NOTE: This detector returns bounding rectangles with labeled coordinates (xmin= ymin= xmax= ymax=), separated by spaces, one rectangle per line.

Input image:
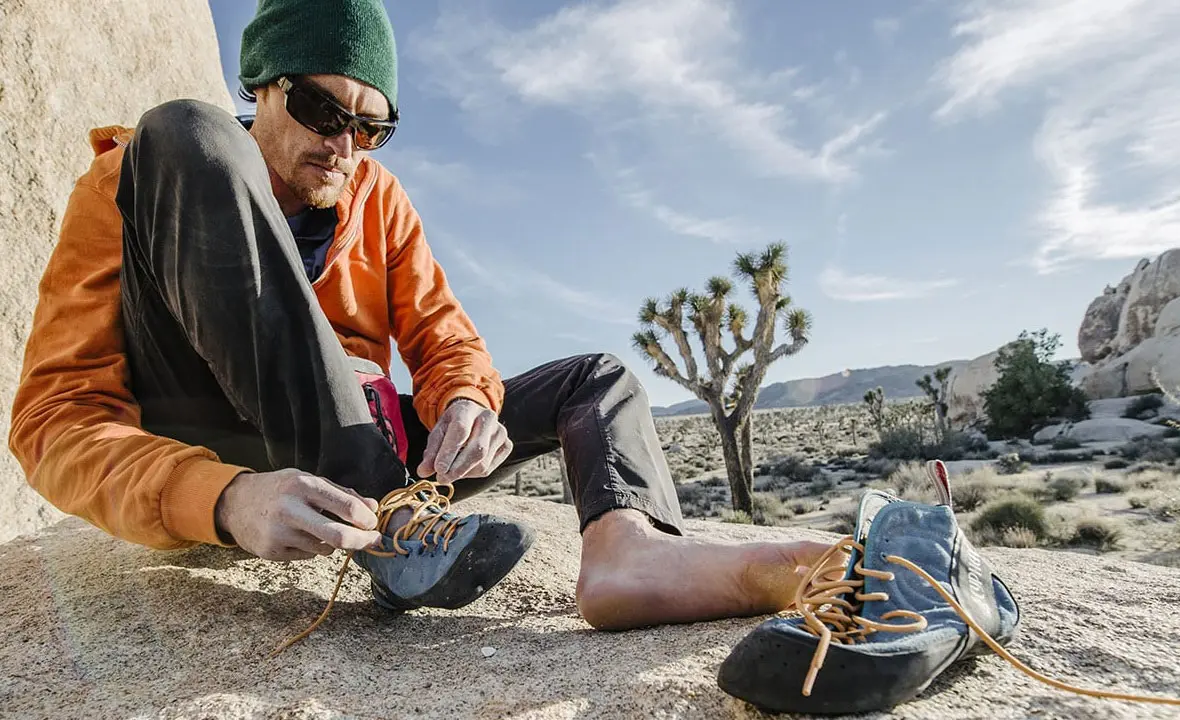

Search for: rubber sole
xmin=716 ymin=622 xmax=967 ymax=715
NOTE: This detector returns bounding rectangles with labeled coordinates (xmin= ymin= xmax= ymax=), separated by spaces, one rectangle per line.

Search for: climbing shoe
xmin=350 ymin=480 xmax=535 ymax=612
xmin=717 ymin=460 xmax=1021 ymax=715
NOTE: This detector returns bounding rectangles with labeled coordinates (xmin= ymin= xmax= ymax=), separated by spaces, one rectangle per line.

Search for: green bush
xmin=970 ymin=497 xmax=1048 ymax=539
xmin=1104 ymin=458 xmax=1130 ymax=470
xmin=1048 ymin=476 xmax=1081 ymax=502
xmin=982 ymin=330 xmax=1090 ymax=439
xmin=1123 ymin=394 xmax=1164 ymax=419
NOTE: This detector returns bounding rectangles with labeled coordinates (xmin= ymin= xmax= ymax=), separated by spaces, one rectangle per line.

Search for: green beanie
xmin=239 ymin=0 xmax=398 ymax=112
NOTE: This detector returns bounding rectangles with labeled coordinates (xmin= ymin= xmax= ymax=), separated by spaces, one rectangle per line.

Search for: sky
xmin=206 ymin=0 xmax=1180 ymax=408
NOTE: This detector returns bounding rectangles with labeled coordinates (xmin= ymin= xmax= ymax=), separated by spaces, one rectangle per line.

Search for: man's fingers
xmin=300 ymin=475 xmax=379 ymax=531
xmin=330 ymin=480 xmax=381 ymax=514
xmin=284 ymin=498 xmax=384 ymax=551
xmin=431 ymin=417 xmax=476 ymax=483
xmin=274 ymin=527 xmax=337 ymax=558
xmin=444 ymin=416 xmax=498 ymax=481
xmin=417 ymin=417 xmax=448 ymax=477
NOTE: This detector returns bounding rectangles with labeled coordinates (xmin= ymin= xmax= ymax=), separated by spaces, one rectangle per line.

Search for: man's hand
xmin=214 ymin=469 xmax=383 ymax=561
xmin=417 ymin=398 xmax=512 ymax=484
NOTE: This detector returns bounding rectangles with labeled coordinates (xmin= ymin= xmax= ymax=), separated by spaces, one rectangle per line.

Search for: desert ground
xmin=486 ymin=396 xmax=1180 ymax=571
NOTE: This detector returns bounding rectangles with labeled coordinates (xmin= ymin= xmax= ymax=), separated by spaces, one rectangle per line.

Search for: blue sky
xmin=207 ymin=0 xmax=1180 ymax=408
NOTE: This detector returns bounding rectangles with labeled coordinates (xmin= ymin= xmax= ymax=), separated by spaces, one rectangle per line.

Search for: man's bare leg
xmin=575 ymin=509 xmax=841 ymax=630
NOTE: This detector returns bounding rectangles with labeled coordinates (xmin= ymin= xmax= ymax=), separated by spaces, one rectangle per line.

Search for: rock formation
xmin=0 ymin=0 xmax=235 ymax=543
xmin=3 ymin=495 xmax=1179 ymax=719
xmin=1079 ymin=249 xmax=1180 ymax=399
xmin=946 ymin=346 xmax=1007 ymax=426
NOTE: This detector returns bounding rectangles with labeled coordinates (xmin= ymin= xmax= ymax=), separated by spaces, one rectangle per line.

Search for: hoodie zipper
xmin=312 ymin=167 xmax=379 ymax=289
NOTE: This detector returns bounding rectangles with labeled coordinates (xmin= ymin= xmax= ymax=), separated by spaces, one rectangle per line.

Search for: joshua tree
xmin=863 ymin=387 xmax=887 ymax=432
xmin=916 ymin=366 xmax=952 ymax=438
xmin=632 ymin=242 xmax=811 ymax=517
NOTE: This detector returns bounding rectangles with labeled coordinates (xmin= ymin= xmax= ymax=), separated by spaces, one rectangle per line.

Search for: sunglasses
xmin=276 ymin=76 xmax=398 ymax=150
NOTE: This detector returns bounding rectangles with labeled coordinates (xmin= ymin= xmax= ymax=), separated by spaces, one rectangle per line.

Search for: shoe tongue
xmin=833 ymin=489 xmax=901 ymax=606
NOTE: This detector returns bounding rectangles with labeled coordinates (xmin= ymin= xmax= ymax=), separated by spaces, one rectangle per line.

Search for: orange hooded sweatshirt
xmin=8 ymin=124 xmax=504 ymax=551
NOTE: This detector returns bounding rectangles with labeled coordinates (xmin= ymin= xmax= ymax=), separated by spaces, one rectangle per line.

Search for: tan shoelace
xmin=794 ymin=536 xmax=1180 ymax=706
xmin=269 ymin=480 xmax=464 ymax=657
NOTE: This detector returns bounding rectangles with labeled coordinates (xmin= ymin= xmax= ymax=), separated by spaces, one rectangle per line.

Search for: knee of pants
xmin=588 ymin=352 xmax=647 ymax=393
xmin=132 ymin=99 xmax=265 ymax=181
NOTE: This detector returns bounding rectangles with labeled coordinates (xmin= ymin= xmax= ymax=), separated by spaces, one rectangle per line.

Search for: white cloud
xmin=818 ymin=266 xmax=959 ymax=302
xmin=602 ymin=165 xmax=760 ymax=244
xmin=439 ymin=241 xmax=634 ymax=325
xmin=410 ymin=0 xmax=885 ymax=184
xmin=933 ymin=0 xmax=1180 ymax=273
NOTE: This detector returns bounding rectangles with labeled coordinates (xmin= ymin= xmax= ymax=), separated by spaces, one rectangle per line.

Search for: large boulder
xmin=946 ymin=346 xmax=1005 ymax=425
xmin=1078 ymin=282 xmax=1129 ymax=364
xmin=1114 ymin=249 xmax=1180 ymax=354
xmin=3 ymin=494 xmax=1180 ymax=719
xmin=1032 ymin=417 xmax=1169 ymax=444
xmin=0 ymin=1 xmax=235 ymax=544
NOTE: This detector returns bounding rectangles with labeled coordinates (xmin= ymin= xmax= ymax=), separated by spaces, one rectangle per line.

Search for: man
xmin=9 ymin=0 xmax=832 ymax=631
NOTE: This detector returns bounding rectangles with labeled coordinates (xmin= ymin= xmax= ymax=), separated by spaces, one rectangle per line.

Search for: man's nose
xmin=324 ymin=127 xmax=355 ymax=159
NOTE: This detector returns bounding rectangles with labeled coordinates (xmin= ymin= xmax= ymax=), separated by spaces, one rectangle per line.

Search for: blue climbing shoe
xmin=717 ymin=462 xmax=1021 ymax=715
xmin=350 ymin=480 xmax=534 ymax=612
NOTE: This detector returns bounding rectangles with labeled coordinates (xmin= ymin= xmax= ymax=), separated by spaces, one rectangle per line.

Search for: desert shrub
xmin=760 ymin=454 xmax=821 ymax=484
xmin=1047 ymin=475 xmax=1082 ymax=502
xmin=981 ymin=329 xmax=1089 ymax=439
xmin=1051 ymin=436 xmax=1082 ymax=450
xmin=999 ymin=527 xmax=1040 ymax=548
xmin=1067 ymin=517 xmax=1121 ymax=551
xmin=675 ymin=476 xmax=727 ymax=516
xmin=1163 ymin=426 xmax=1180 ymax=439
xmin=1104 ymin=458 xmax=1130 ymax=470
xmin=971 ymin=496 xmax=1048 ymax=540
xmin=855 ymin=457 xmax=898 ymax=477
xmin=1094 ymin=476 xmax=1126 ymax=494
xmin=751 ymin=494 xmax=786 ymax=525
xmin=1119 ymin=437 xmax=1177 ymax=463
xmin=953 ymin=482 xmax=993 ymax=512
xmin=882 ymin=461 xmax=927 ymax=496
xmin=868 ymin=424 xmax=926 ymax=460
xmin=791 ymin=500 xmax=816 ymax=515
xmin=721 ymin=509 xmax=753 ymax=524
xmin=1151 ymin=495 xmax=1180 ymax=521
xmin=1129 ymin=495 xmax=1151 ymax=509
xmin=807 ymin=475 xmax=836 ymax=496
xmin=1123 ymin=393 xmax=1164 ymax=419
xmin=995 ymin=453 xmax=1028 ymax=475
xmin=828 ymin=507 xmax=859 ymax=535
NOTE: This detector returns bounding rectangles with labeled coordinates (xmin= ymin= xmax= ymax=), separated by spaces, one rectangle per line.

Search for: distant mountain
xmin=650 ymin=361 xmax=971 ymax=417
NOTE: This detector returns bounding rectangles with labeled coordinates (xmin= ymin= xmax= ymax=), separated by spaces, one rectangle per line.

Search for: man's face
xmin=251 ymin=74 xmax=390 ymax=211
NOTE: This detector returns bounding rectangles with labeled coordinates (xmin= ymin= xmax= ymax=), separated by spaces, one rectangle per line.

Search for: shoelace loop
xmin=269 ymin=479 xmax=462 ymax=658
xmin=793 ymin=535 xmax=1180 ymax=707
xmin=368 ymin=480 xmax=465 ymax=556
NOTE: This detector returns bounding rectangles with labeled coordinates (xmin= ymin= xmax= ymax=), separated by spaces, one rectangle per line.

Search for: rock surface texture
xmin=1080 ymin=250 xmax=1180 ymax=400
xmin=3 ymin=495 xmax=1179 ymax=719
xmin=0 ymin=0 xmax=235 ymax=544
xmin=946 ymin=347 xmax=1005 ymax=425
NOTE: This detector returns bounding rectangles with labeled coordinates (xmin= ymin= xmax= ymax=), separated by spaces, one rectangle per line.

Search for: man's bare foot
xmin=575 ymin=509 xmax=843 ymax=631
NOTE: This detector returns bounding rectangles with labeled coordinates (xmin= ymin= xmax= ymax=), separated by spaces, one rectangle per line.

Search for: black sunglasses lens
xmin=287 ymin=85 xmax=347 ymax=135
xmin=353 ymin=122 xmax=393 ymax=149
